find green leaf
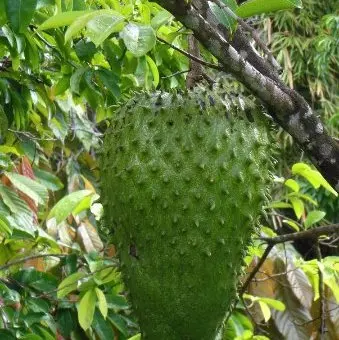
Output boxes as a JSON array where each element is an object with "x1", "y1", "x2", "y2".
[
  {"x1": 38, "y1": 10, "x2": 91, "y2": 30},
  {"x1": 259, "y1": 297, "x2": 286, "y2": 311},
  {"x1": 56, "y1": 309, "x2": 78, "y2": 339},
  {"x1": 18, "y1": 335, "x2": 43, "y2": 340},
  {"x1": 319, "y1": 262, "x2": 339, "y2": 303},
  {"x1": 120, "y1": 23, "x2": 156, "y2": 57},
  {"x1": 208, "y1": 1, "x2": 237, "y2": 32},
  {"x1": 128, "y1": 335, "x2": 141, "y2": 340},
  {"x1": 282, "y1": 219, "x2": 300, "y2": 231},
  {"x1": 96, "y1": 69, "x2": 120, "y2": 98},
  {"x1": 0, "y1": 1, "x2": 7, "y2": 26},
  {"x1": 75, "y1": 40, "x2": 97, "y2": 62},
  {"x1": 47, "y1": 190, "x2": 93, "y2": 224},
  {"x1": 151, "y1": 10, "x2": 172, "y2": 29},
  {"x1": 5, "y1": 0, "x2": 38, "y2": 33},
  {"x1": 94, "y1": 267, "x2": 119, "y2": 285},
  {"x1": 107, "y1": 313, "x2": 128, "y2": 336},
  {"x1": 95, "y1": 288, "x2": 108, "y2": 319},
  {"x1": 289, "y1": 197, "x2": 304, "y2": 219},
  {"x1": 0, "y1": 214, "x2": 12, "y2": 236},
  {"x1": 85, "y1": 11, "x2": 125, "y2": 46},
  {"x1": 13, "y1": 268, "x2": 58, "y2": 292},
  {"x1": 78, "y1": 289, "x2": 97, "y2": 331},
  {"x1": 70, "y1": 67, "x2": 87, "y2": 95},
  {"x1": 0, "y1": 145, "x2": 20, "y2": 156},
  {"x1": 258, "y1": 301, "x2": 271, "y2": 322},
  {"x1": 92, "y1": 310, "x2": 115, "y2": 340},
  {"x1": 4, "y1": 172, "x2": 48, "y2": 205},
  {"x1": 304, "y1": 210, "x2": 326, "y2": 228},
  {"x1": 0, "y1": 329, "x2": 16, "y2": 340},
  {"x1": 146, "y1": 55, "x2": 159, "y2": 87},
  {"x1": 291, "y1": 163, "x2": 338, "y2": 196},
  {"x1": 65, "y1": 9, "x2": 124, "y2": 43},
  {"x1": 266, "y1": 201, "x2": 292, "y2": 209},
  {"x1": 0, "y1": 184, "x2": 31, "y2": 215},
  {"x1": 236, "y1": 0, "x2": 302, "y2": 18},
  {"x1": 33, "y1": 168, "x2": 64, "y2": 192},
  {"x1": 106, "y1": 294, "x2": 129, "y2": 310},
  {"x1": 284, "y1": 179, "x2": 300, "y2": 192},
  {"x1": 57, "y1": 272, "x2": 86, "y2": 298}
]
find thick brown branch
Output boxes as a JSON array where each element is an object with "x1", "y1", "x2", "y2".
[
  {"x1": 154, "y1": 0, "x2": 339, "y2": 190},
  {"x1": 186, "y1": 35, "x2": 204, "y2": 88},
  {"x1": 260, "y1": 224, "x2": 339, "y2": 245}
]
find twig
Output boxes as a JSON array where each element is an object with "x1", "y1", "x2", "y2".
[
  {"x1": 260, "y1": 224, "x2": 339, "y2": 245},
  {"x1": 315, "y1": 241, "x2": 326, "y2": 339},
  {"x1": 295, "y1": 305, "x2": 339, "y2": 326},
  {"x1": 8, "y1": 129, "x2": 57, "y2": 141},
  {"x1": 0, "y1": 254, "x2": 68, "y2": 272},
  {"x1": 240, "y1": 244, "x2": 274, "y2": 295},
  {"x1": 157, "y1": 37, "x2": 223, "y2": 71},
  {"x1": 161, "y1": 69, "x2": 190, "y2": 79}
]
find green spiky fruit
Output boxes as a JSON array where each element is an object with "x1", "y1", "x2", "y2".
[{"x1": 101, "y1": 85, "x2": 273, "y2": 340}]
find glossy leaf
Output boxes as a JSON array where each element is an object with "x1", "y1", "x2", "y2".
[
  {"x1": 304, "y1": 210, "x2": 326, "y2": 228},
  {"x1": 95, "y1": 288, "x2": 108, "y2": 319},
  {"x1": 292, "y1": 163, "x2": 338, "y2": 196},
  {"x1": 0, "y1": 214, "x2": 12, "y2": 236},
  {"x1": 65, "y1": 10, "x2": 124, "y2": 43},
  {"x1": 13, "y1": 268, "x2": 58, "y2": 292},
  {"x1": 4, "y1": 172, "x2": 48, "y2": 205},
  {"x1": 5, "y1": 0, "x2": 38, "y2": 33},
  {"x1": 78, "y1": 289, "x2": 97, "y2": 331},
  {"x1": 120, "y1": 23, "x2": 156, "y2": 57},
  {"x1": 57, "y1": 272, "x2": 86, "y2": 298},
  {"x1": 85, "y1": 11, "x2": 125, "y2": 46},
  {"x1": 289, "y1": 196, "x2": 304, "y2": 219},
  {"x1": 259, "y1": 301, "x2": 271, "y2": 322},
  {"x1": 92, "y1": 310, "x2": 115, "y2": 340},
  {"x1": 151, "y1": 10, "x2": 172, "y2": 29},
  {"x1": 146, "y1": 55, "x2": 159, "y2": 87},
  {"x1": 47, "y1": 190, "x2": 94, "y2": 224},
  {"x1": 267, "y1": 201, "x2": 292, "y2": 209},
  {"x1": 38, "y1": 10, "x2": 91, "y2": 30},
  {"x1": 236, "y1": 0, "x2": 302, "y2": 18},
  {"x1": 33, "y1": 168, "x2": 64, "y2": 192},
  {"x1": 208, "y1": 1, "x2": 237, "y2": 32},
  {"x1": 282, "y1": 219, "x2": 300, "y2": 231},
  {"x1": 0, "y1": 146, "x2": 20, "y2": 155},
  {"x1": 284, "y1": 179, "x2": 300, "y2": 192}
]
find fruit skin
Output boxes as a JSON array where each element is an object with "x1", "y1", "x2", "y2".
[{"x1": 101, "y1": 84, "x2": 273, "y2": 340}]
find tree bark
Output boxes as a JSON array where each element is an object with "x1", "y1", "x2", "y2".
[{"x1": 154, "y1": 0, "x2": 339, "y2": 191}]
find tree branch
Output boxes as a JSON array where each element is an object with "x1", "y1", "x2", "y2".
[
  {"x1": 153, "y1": 0, "x2": 339, "y2": 190},
  {"x1": 0, "y1": 254, "x2": 68, "y2": 272},
  {"x1": 186, "y1": 35, "x2": 204, "y2": 88},
  {"x1": 240, "y1": 244, "x2": 274, "y2": 295},
  {"x1": 240, "y1": 224, "x2": 339, "y2": 295},
  {"x1": 212, "y1": 0, "x2": 280, "y2": 71},
  {"x1": 260, "y1": 224, "x2": 339, "y2": 245},
  {"x1": 157, "y1": 37, "x2": 223, "y2": 71}
]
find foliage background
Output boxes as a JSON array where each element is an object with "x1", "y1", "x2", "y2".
[{"x1": 0, "y1": 0, "x2": 338, "y2": 339}]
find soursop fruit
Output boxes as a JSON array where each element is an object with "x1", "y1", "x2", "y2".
[{"x1": 101, "y1": 84, "x2": 274, "y2": 340}]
